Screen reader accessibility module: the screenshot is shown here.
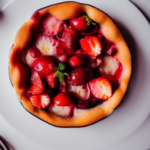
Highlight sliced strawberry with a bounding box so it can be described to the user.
[22,48,36,66]
[98,56,123,79]
[32,56,57,76]
[61,29,79,53]
[53,92,71,106]
[30,94,50,108]
[28,73,44,94]
[42,14,63,36]
[68,55,87,68]
[68,83,91,100]
[35,35,58,55]
[80,36,102,57]
[70,14,91,31]
[49,103,74,117]
[46,71,57,88]
[89,76,112,100]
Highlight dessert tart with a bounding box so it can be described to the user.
[9,2,131,127]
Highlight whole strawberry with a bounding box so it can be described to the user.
[70,14,96,31]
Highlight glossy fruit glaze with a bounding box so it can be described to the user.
[21,12,123,118]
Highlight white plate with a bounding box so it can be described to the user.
[0,0,150,149]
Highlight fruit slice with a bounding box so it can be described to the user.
[89,76,112,100]
[80,36,102,57]
[30,94,50,108]
[35,35,58,55]
[53,92,71,106]
[98,56,123,79]
[61,29,79,53]
[42,14,63,36]
[68,83,91,100]
[32,56,57,76]
[27,72,44,94]
[46,71,57,88]
[49,103,74,117]
[67,67,93,85]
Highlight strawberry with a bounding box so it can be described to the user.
[55,48,67,63]
[27,73,44,94]
[35,35,58,55]
[32,56,57,76]
[42,14,63,36]
[70,14,96,31]
[98,56,123,79]
[49,103,74,117]
[67,67,93,86]
[53,92,71,106]
[30,94,50,108]
[61,29,79,53]
[68,83,91,100]
[80,36,102,57]
[46,71,57,88]
[29,48,41,58]
[68,55,87,68]
[89,76,112,100]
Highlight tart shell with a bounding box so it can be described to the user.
[9,2,131,127]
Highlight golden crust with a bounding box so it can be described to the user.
[9,2,131,127]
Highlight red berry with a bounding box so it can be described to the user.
[61,29,79,53]
[32,56,57,76]
[42,14,63,36]
[30,94,50,108]
[55,48,67,63]
[68,55,87,68]
[80,36,102,57]
[46,71,57,88]
[89,76,113,100]
[53,92,71,106]
[70,14,90,31]
[27,73,44,94]
[67,67,93,85]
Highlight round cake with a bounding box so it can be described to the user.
[9,2,131,127]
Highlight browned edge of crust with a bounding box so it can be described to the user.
[9,2,131,127]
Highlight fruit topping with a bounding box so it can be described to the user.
[30,94,50,108]
[53,92,71,106]
[67,67,93,85]
[35,35,58,55]
[89,57,102,68]
[80,36,102,57]
[68,83,91,100]
[32,56,57,76]
[29,48,41,58]
[55,48,67,63]
[68,54,87,68]
[98,56,123,79]
[61,28,79,53]
[49,103,74,117]
[46,71,57,88]
[42,14,63,36]
[27,72,44,94]
[70,14,96,31]
[89,76,113,100]
[101,38,117,55]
